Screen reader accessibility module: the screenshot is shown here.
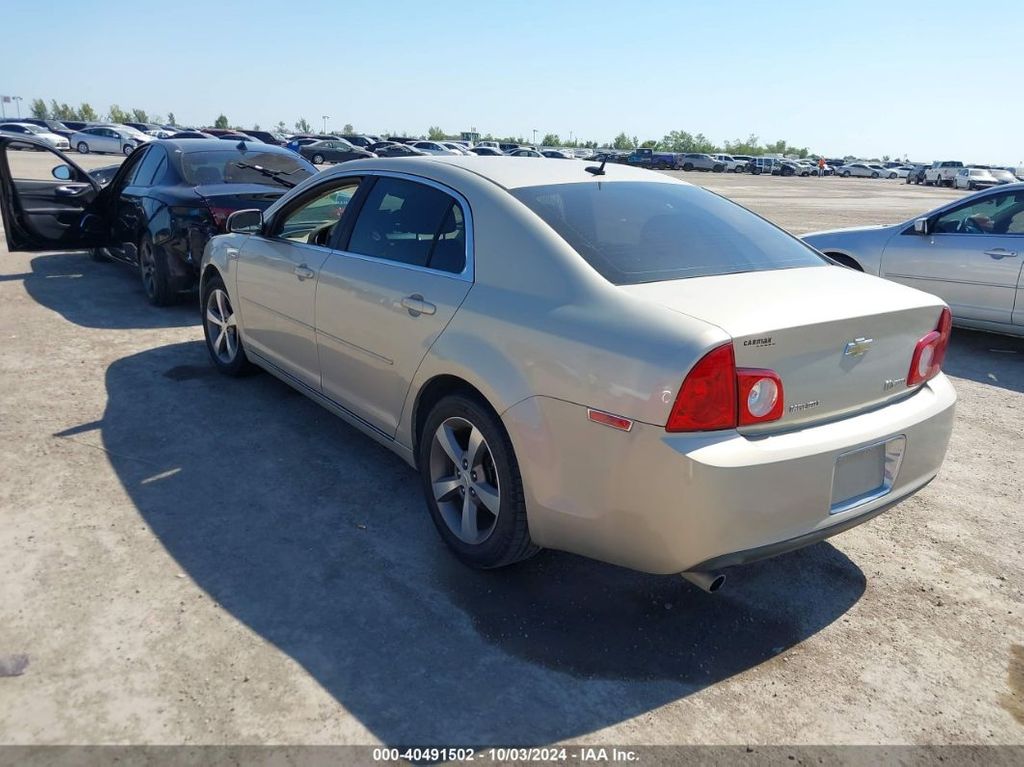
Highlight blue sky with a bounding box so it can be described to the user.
[2,0,1021,163]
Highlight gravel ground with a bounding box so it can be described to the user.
[0,157,1021,748]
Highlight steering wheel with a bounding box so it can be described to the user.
[307,222,335,246]
[959,216,984,234]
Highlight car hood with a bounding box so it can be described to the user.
[801,223,898,239]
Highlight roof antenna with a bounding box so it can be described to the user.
[585,157,607,176]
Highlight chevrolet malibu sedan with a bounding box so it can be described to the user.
[185,157,957,587]
[803,184,1024,336]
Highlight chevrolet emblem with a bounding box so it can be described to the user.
[844,337,874,357]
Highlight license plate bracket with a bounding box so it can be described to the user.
[830,435,907,514]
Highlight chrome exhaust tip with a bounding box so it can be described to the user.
[681,570,726,593]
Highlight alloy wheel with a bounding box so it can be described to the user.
[77,142,88,154]
[429,416,501,545]
[139,242,157,298]
[205,288,239,364]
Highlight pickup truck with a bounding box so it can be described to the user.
[923,161,964,188]
[626,147,681,170]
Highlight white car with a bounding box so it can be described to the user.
[713,153,748,172]
[0,122,70,150]
[441,142,472,155]
[838,163,889,179]
[411,141,460,156]
[71,125,153,155]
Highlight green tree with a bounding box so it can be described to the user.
[295,117,311,133]
[640,139,659,149]
[214,114,230,129]
[275,121,287,133]
[723,134,762,155]
[612,132,633,150]
[78,103,98,122]
[252,123,260,130]
[427,125,447,140]
[50,100,77,120]
[167,112,177,126]
[541,133,560,147]
[30,98,48,119]
[108,104,130,124]
[342,123,354,133]
[131,108,149,124]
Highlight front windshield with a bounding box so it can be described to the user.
[22,124,46,134]
[180,150,314,187]
[512,181,825,285]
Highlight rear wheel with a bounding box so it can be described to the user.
[77,142,89,154]
[202,274,254,376]
[419,394,538,569]
[871,171,879,178]
[311,153,325,164]
[842,170,851,177]
[138,235,175,306]
[122,143,134,156]
[682,162,694,171]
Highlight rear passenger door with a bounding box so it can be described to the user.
[315,174,473,436]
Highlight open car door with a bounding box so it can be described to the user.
[0,133,112,252]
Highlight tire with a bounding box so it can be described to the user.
[682,162,694,171]
[419,394,539,569]
[138,234,175,306]
[77,142,89,154]
[827,253,863,271]
[202,273,255,376]
[713,164,724,173]
[871,171,879,178]
[311,153,325,165]
[968,182,977,190]
[122,143,135,156]
[842,170,851,177]
[888,173,897,179]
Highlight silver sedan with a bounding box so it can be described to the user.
[190,158,955,586]
[803,184,1024,336]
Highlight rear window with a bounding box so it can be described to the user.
[180,150,314,187]
[511,181,825,285]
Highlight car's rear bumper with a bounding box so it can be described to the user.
[503,374,956,574]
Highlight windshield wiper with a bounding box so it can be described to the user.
[233,161,302,188]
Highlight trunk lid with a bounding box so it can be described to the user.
[620,266,945,433]
[193,183,286,211]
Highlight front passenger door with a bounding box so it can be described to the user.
[0,136,110,252]
[234,177,362,390]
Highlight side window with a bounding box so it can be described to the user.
[347,177,463,270]
[275,179,360,244]
[127,147,164,186]
[935,192,1018,235]
[4,143,86,181]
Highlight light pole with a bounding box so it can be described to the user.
[13,96,23,118]
[322,115,330,133]
[532,128,537,146]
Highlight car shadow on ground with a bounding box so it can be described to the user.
[12,253,197,329]
[89,340,866,744]
[944,328,1024,394]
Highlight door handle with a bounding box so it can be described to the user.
[55,185,88,197]
[401,294,436,316]
[293,264,316,280]
[984,248,1018,259]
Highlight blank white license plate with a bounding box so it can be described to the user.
[830,436,906,514]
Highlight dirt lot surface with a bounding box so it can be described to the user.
[0,155,1021,748]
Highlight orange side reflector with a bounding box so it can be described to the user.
[587,408,633,432]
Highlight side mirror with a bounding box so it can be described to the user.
[226,208,263,234]
[52,164,72,181]
[913,217,930,235]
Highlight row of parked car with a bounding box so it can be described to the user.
[902,160,1023,189]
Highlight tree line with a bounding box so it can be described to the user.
[24,98,820,156]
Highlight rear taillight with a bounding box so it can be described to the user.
[206,205,236,232]
[907,307,952,386]
[666,345,786,432]
[736,369,784,425]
